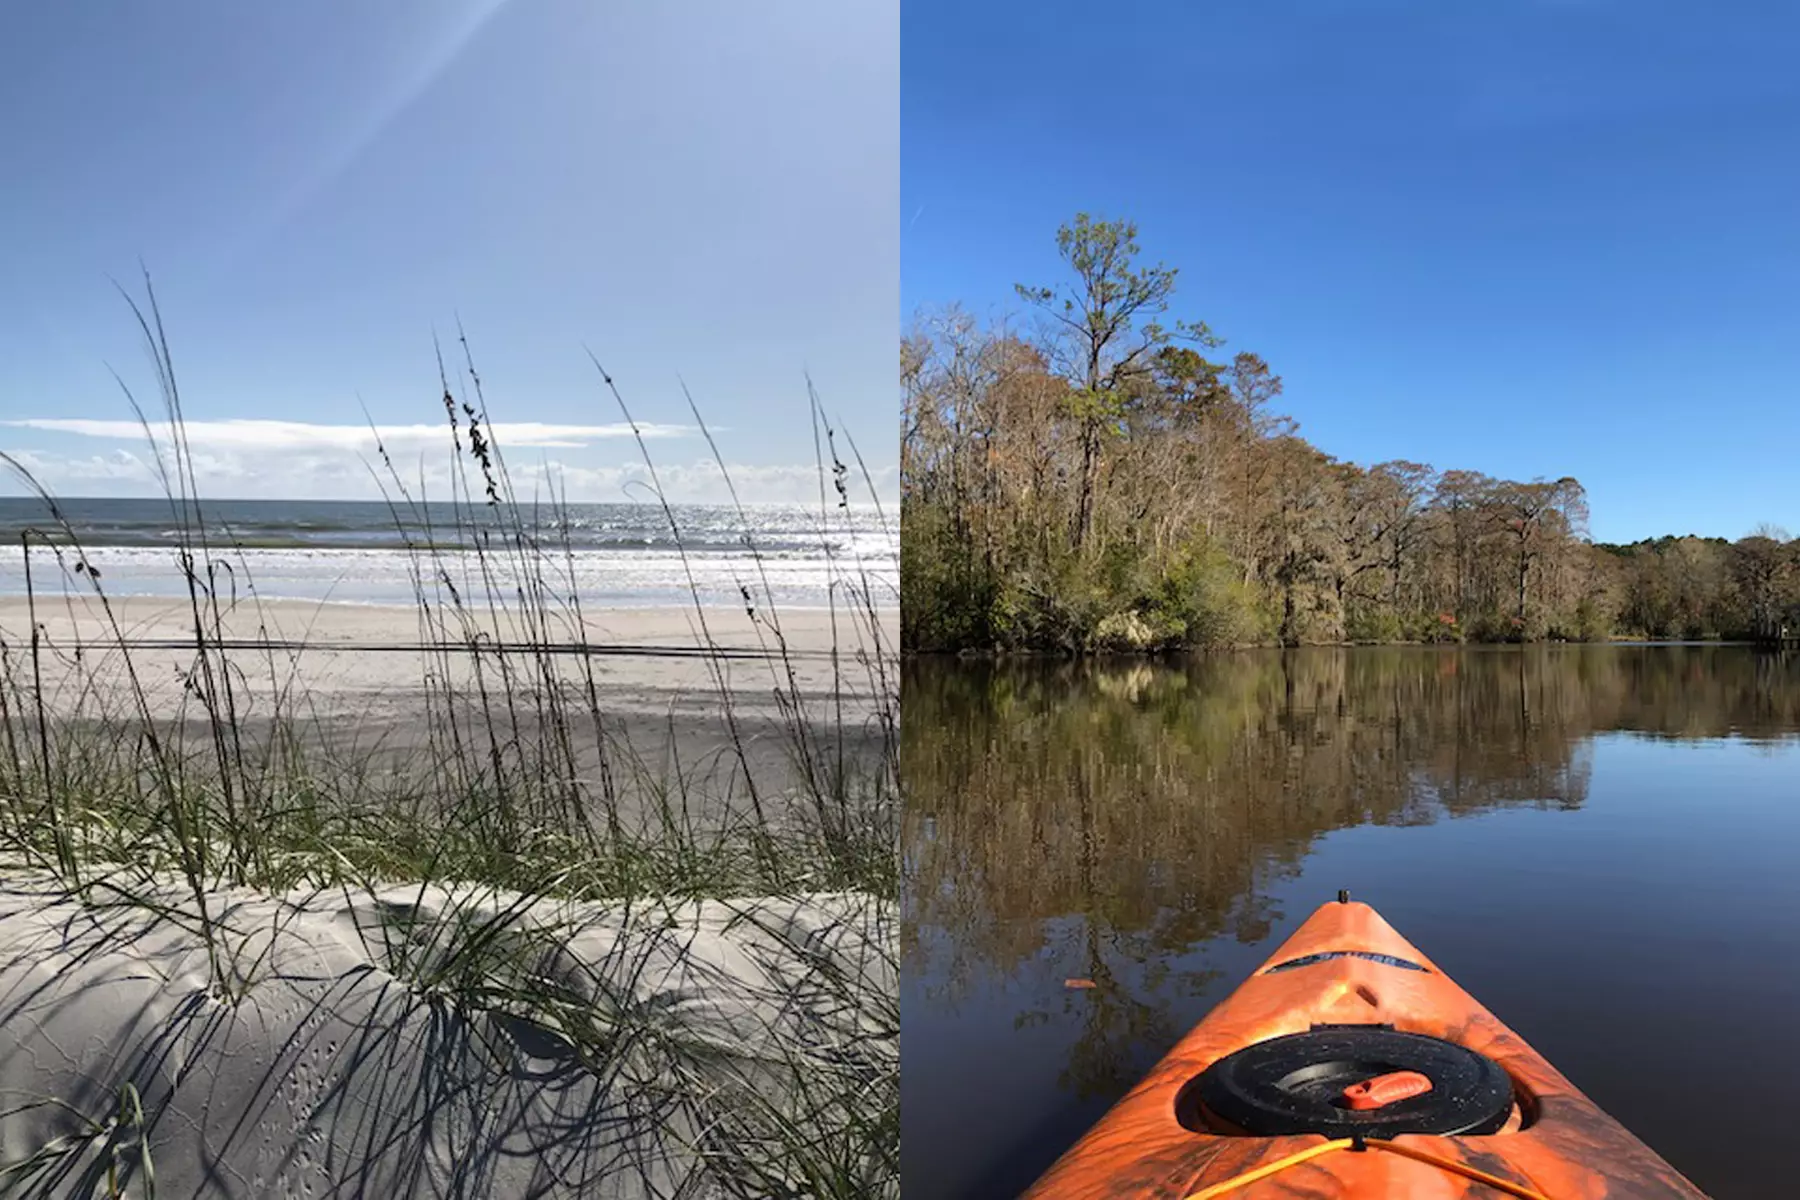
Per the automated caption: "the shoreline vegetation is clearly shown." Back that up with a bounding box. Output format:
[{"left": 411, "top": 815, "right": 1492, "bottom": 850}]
[
  {"left": 901, "top": 214, "right": 1800, "bottom": 655},
  {"left": 904, "top": 636, "right": 1797, "bottom": 661},
  {"left": 0, "top": 288, "right": 899, "bottom": 1197}
]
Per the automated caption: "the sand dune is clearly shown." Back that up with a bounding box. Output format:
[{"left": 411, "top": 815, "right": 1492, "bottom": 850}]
[{"left": 0, "top": 871, "right": 894, "bottom": 1198}]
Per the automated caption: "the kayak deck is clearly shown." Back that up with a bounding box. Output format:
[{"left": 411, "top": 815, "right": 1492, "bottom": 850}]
[{"left": 1021, "top": 896, "right": 1710, "bottom": 1199}]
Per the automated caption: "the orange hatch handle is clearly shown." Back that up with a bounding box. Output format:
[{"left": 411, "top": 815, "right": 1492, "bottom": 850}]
[{"left": 1341, "top": 1070, "right": 1433, "bottom": 1110}]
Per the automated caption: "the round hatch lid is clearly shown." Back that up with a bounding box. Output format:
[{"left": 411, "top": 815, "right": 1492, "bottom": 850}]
[{"left": 1181, "top": 1026, "right": 1515, "bottom": 1139}]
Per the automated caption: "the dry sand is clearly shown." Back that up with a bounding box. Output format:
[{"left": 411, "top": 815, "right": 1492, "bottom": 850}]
[
  {"left": 0, "top": 595, "right": 898, "bottom": 722},
  {"left": 0, "top": 596, "right": 898, "bottom": 827},
  {"left": 0, "top": 872, "right": 894, "bottom": 1198}
]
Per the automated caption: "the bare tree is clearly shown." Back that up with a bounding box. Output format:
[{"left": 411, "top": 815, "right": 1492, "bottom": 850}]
[
  {"left": 1733, "top": 525, "right": 1795, "bottom": 641},
  {"left": 1014, "top": 214, "right": 1211, "bottom": 548},
  {"left": 1494, "top": 477, "right": 1589, "bottom": 630}
]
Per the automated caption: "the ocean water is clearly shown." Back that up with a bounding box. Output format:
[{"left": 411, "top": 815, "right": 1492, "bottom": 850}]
[{"left": 0, "top": 497, "right": 895, "bottom": 608}]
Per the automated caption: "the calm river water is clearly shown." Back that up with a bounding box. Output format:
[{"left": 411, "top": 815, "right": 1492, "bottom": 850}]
[{"left": 902, "top": 646, "right": 1800, "bottom": 1198}]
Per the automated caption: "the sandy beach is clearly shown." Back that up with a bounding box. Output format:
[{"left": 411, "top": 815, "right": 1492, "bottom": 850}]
[
  {"left": 0, "top": 595, "right": 898, "bottom": 826},
  {"left": 0, "top": 593, "right": 899, "bottom": 1196},
  {"left": 0, "top": 595, "right": 898, "bottom": 720}
]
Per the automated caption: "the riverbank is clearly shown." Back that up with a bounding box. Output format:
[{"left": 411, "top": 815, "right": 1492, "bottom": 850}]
[
  {"left": 899, "top": 628, "right": 1794, "bottom": 658},
  {"left": 898, "top": 634, "right": 1787, "bottom": 659}
]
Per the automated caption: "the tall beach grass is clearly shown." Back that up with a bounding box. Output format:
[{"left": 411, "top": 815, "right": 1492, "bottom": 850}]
[{"left": 0, "top": 285, "right": 897, "bottom": 1198}]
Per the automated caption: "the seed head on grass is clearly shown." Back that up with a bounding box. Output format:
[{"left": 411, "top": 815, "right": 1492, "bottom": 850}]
[{"left": 0, "top": 281, "right": 897, "bottom": 1196}]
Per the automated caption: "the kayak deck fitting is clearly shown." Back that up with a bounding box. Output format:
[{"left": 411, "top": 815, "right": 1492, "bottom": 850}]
[{"left": 1021, "top": 893, "right": 1711, "bottom": 1199}]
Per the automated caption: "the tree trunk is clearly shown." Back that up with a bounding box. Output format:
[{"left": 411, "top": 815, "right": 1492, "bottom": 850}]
[
  {"left": 1073, "top": 420, "right": 1098, "bottom": 550},
  {"left": 1281, "top": 562, "right": 1299, "bottom": 647},
  {"left": 1516, "top": 546, "right": 1529, "bottom": 625}
]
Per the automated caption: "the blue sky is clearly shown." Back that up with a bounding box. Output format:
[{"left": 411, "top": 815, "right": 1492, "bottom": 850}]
[
  {"left": 1, "top": 1, "right": 897, "bottom": 504},
  {"left": 902, "top": 0, "right": 1800, "bottom": 544}
]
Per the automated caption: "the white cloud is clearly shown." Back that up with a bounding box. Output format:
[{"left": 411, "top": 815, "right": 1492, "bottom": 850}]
[
  {"left": 0, "top": 414, "right": 896, "bottom": 505},
  {"left": 0, "top": 449, "right": 153, "bottom": 485},
  {"left": 2, "top": 417, "right": 691, "bottom": 450}
]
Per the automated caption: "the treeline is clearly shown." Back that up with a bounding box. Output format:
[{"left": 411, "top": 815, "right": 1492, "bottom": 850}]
[
  {"left": 901, "top": 214, "right": 1800, "bottom": 652},
  {"left": 1598, "top": 533, "right": 1797, "bottom": 642}
]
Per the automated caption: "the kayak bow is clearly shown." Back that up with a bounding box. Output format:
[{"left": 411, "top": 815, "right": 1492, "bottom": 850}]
[{"left": 1021, "top": 893, "right": 1710, "bottom": 1199}]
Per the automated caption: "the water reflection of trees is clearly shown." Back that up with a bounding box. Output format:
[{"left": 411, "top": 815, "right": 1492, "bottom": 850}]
[{"left": 903, "top": 646, "right": 1799, "bottom": 1098}]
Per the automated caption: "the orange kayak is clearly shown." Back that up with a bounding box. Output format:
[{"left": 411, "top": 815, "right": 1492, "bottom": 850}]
[{"left": 1021, "top": 894, "right": 1710, "bottom": 1199}]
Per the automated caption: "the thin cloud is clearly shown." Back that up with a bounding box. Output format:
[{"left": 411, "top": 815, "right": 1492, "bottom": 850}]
[
  {"left": 0, "top": 448, "right": 899, "bottom": 505},
  {"left": 2, "top": 418, "right": 693, "bottom": 450}
]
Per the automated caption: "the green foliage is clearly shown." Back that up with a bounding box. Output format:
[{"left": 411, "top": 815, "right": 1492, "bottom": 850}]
[
  {"left": 1345, "top": 607, "right": 1404, "bottom": 645},
  {"left": 899, "top": 504, "right": 1000, "bottom": 651},
  {"left": 1148, "top": 536, "right": 1259, "bottom": 647}
]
